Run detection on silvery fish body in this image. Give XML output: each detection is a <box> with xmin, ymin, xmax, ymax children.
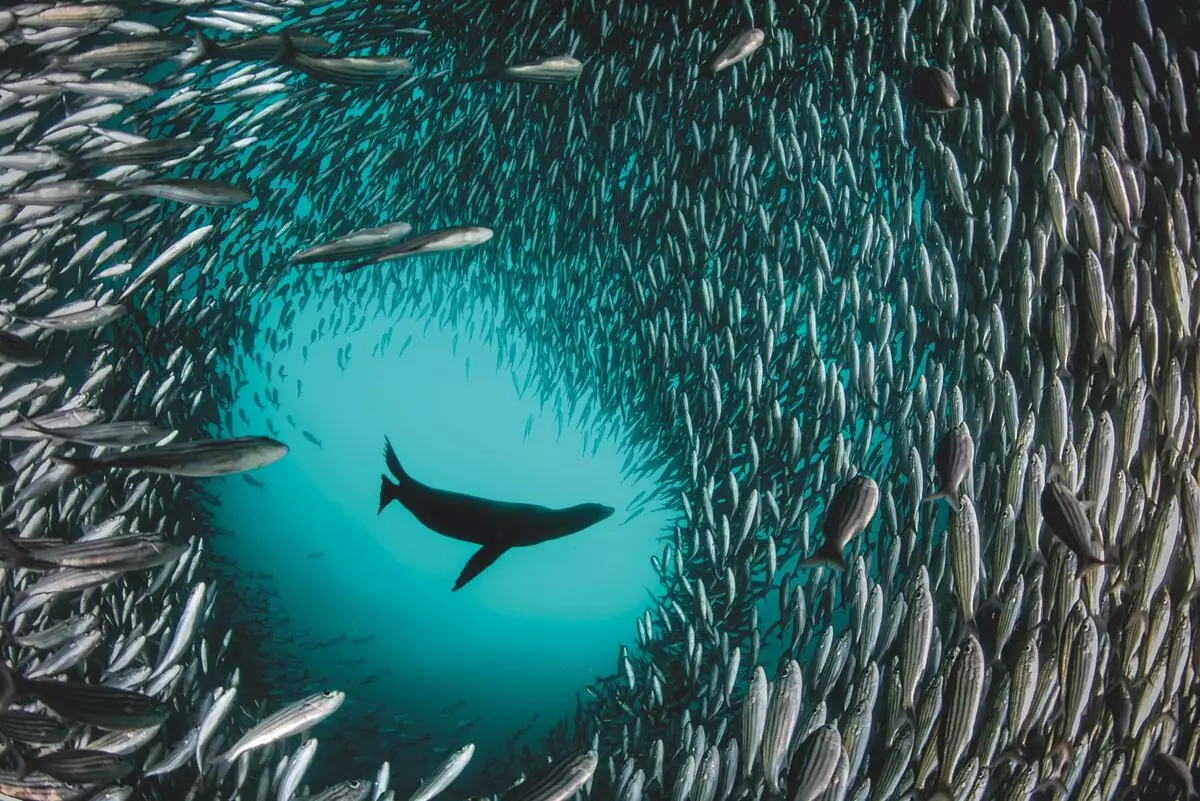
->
<box><xmin>408</xmin><ymin>744</ymin><xmax>474</xmax><ymax>801</ymax></box>
<box><xmin>290</xmin><ymin>222</ymin><xmax>414</xmax><ymax>265</ymax></box>
<box><xmin>217</xmin><ymin>691</ymin><xmax>345</xmax><ymax>764</ymax></box>
<box><xmin>348</xmin><ymin>226</ymin><xmax>494</xmax><ymax>272</ymax></box>
<box><xmin>461</xmin><ymin>55</ymin><xmax>583</xmax><ymax>84</ymax></box>
<box><xmin>57</xmin><ymin>436</ymin><xmax>287</xmax><ymax>477</ymax></box>
<box><xmin>500</xmin><ymin>750</ymin><xmax>597</xmax><ymax>801</ymax></box>
<box><xmin>703</xmin><ymin>29</ymin><xmax>765</xmax><ymax>76</ymax></box>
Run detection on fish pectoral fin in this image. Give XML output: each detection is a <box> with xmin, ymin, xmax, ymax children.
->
<box><xmin>453</xmin><ymin>544</ymin><xmax>508</xmax><ymax>592</ymax></box>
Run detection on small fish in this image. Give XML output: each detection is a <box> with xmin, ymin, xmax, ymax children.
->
<box><xmin>343</xmin><ymin>226</ymin><xmax>494</xmax><ymax>273</ymax></box>
<box><xmin>458</xmin><ymin>55</ymin><xmax>582</xmax><ymax>84</ymax></box>
<box><xmin>925</xmin><ymin>422</ymin><xmax>974</xmax><ymax>510</ymax></box>
<box><xmin>909</xmin><ymin>66</ymin><xmax>961</xmax><ymax>111</ymax></box>
<box><xmin>27</xmin><ymin>749</ymin><xmax>137</xmax><ymax>784</ymax></box>
<box><xmin>1039</xmin><ymin>481</ymin><xmax>1109</xmax><ymax>575</ymax></box>
<box><xmin>703</xmin><ymin>28</ymin><xmax>765</xmax><ymax>76</ymax></box>
<box><xmin>500</xmin><ymin>750</ymin><xmax>597</xmax><ymax>801</ymax></box>
<box><xmin>408</xmin><ymin>744</ymin><xmax>474</xmax><ymax>801</ymax></box>
<box><xmin>277</xmin><ymin>35</ymin><xmax>411</xmax><ymax>86</ymax></box>
<box><xmin>121</xmin><ymin>179</ymin><xmax>251</xmax><ymax>207</ymax></box>
<box><xmin>289</xmin><ymin>222</ymin><xmax>413</xmax><ymax>265</ymax></box>
<box><xmin>800</xmin><ymin>475</ymin><xmax>879</xmax><ymax>571</ymax></box>
<box><xmin>215</xmin><ymin>691</ymin><xmax>344</xmax><ymax>764</ymax></box>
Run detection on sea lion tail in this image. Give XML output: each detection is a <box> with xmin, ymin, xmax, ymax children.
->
<box><xmin>379</xmin><ymin>474</ymin><xmax>400</xmax><ymax>514</ymax></box>
<box><xmin>379</xmin><ymin>436</ymin><xmax>408</xmax><ymax>514</ymax></box>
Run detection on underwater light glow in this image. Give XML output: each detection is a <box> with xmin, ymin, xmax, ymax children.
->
<box><xmin>211</xmin><ymin>290</ymin><xmax>667</xmax><ymax>779</ymax></box>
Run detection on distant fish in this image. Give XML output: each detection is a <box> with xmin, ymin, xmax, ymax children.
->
<box><xmin>307</xmin><ymin>551</ymin><xmax>324</xmax><ymax>559</ymax></box>
<box><xmin>457</xmin><ymin>55</ymin><xmax>583</xmax><ymax>84</ymax></box>
<box><xmin>378</xmin><ymin>437</ymin><xmax>613</xmax><ymax>590</ymax></box>
<box><xmin>243</xmin><ymin>474</ymin><xmax>265</xmax><ymax>487</ymax></box>
<box><xmin>702</xmin><ymin>28</ymin><xmax>765</xmax><ymax>76</ymax></box>
<box><xmin>302</xmin><ymin>431</ymin><xmax>323</xmax><ymax>448</ymax></box>
<box><xmin>342</xmin><ymin>226</ymin><xmax>494</xmax><ymax>273</ymax></box>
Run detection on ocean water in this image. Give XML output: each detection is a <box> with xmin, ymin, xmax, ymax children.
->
<box><xmin>209</xmin><ymin>288</ymin><xmax>668</xmax><ymax>787</ymax></box>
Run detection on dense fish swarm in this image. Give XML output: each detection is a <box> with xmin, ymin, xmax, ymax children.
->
<box><xmin>0</xmin><ymin>0</ymin><xmax>1198</xmax><ymax>799</ymax></box>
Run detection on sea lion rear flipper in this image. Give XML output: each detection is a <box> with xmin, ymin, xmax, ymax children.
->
<box><xmin>453</xmin><ymin>544</ymin><xmax>507</xmax><ymax>592</ymax></box>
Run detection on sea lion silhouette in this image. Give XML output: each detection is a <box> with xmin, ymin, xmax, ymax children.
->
<box><xmin>378</xmin><ymin>437</ymin><xmax>615</xmax><ymax>591</ymax></box>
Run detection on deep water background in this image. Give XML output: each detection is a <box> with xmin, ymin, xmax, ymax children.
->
<box><xmin>207</xmin><ymin>277</ymin><xmax>669</xmax><ymax>790</ymax></box>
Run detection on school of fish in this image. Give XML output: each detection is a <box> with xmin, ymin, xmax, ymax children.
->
<box><xmin>0</xmin><ymin>0</ymin><xmax>1198</xmax><ymax>799</ymax></box>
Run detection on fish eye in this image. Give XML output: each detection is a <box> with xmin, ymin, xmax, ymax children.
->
<box><xmin>322</xmin><ymin>691</ymin><xmax>335</xmax><ymax>698</ymax></box>
<box><xmin>349</xmin><ymin>781</ymin><xmax>362</xmax><ymax>788</ymax></box>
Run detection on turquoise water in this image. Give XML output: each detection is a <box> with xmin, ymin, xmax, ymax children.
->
<box><xmin>210</xmin><ymin>285</ymin><xmax>667</xmax><ymax>785</ymax></box>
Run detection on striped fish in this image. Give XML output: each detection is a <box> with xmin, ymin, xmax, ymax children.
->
<box><xmin>289</xmin><ymin>222</ymin><xmax>414</xmax><ymax>265</ymax></box>
<box><xmin>759</xmin><ymin>660</ymin><xmax>803</xmax><ymax>794</ymax></box>
<box><xmin>784</xmin><ymin>725</ymin><xmax>842</xmax><ymax>801</ymax></box>
<box><xmin>739</xmin><ymin>666</ymin><xmax>768</xmax><ymax>781</ymax></box>
<box><xmin>14</xmin><ymin>671</ymin><xmax>171</xmax><ymax>730</ymax></box>
<box><xmin>925</xmin><ymin>422</ymin><xmax>975</xmax><ymax>510</ymax></box>
<box><xmin>938</xmin><ymin>637</ymin><xmax>984</xmax><ymax>785</ymax></box>
<box><xmin>1040</xmin><ymin>481</ymin><xmax>1109</xmax><ymax>576</ymax></box>
<box><xmin>800</xmin><ymin>475</ymin><xmax>879</xmax><ymax>571</ymax></box>
<box><xmin>299</xmin><ymin>779</ymin><xmax>371</xmax><ymax>801</ymax></box>
<box><xmin>0</xmin><ymin>769</ymin><xmax>92</xmax><ymax>801</ymax></box>
<box><xmin>28</xmin><ymin>749</ymin><xmax>136</xmax><ymax>784</ymax></box>
<box><xmin>499</xmin><ymin>750</ymin><xmax>597</xmax><ymax>801</ymax></box>
<box><xmin>216</xmin><ymin>691</ymin><xmax>344</xmax><ymax>764</ymax></box>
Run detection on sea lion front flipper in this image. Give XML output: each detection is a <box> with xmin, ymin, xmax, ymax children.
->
<box><xmin>453</xmin><ymin>544</ymin><xmax>508</xmax><ymax>591</ymax></box>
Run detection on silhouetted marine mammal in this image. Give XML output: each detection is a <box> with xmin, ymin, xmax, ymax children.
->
<box><xmin>378</xmin><ymin>437</ymin><xmax>615</xmax><ymax>591</ymax></box>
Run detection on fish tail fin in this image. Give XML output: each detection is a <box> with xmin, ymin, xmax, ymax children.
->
<box><xmin>922</xmin><ymin>490</ymin><xmax>960</xmax><ymax>511</ymax></box>
<box><xmin>181</xmin><ymin>29</ymin><xmax>219</xmax><ymax>69</ymax></box>
<box><xmin>0</xmin><ymin>530</ymin><xmax>31</xmax><ymax>568</ymax></box>
<box><xmin>798</xmin><ymin>544</ymin><xmax>847</xmax><ymax>572</ymax></box>
<box><xmin>50</xmin><ymin>454</ymin><xmax>102</xmax><ymax>477</ymax></box>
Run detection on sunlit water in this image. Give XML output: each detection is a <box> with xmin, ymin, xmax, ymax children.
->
<box><xmin>210</xmin><ymin>286</ymin><xmax>667</xmax><ymax>783</ymax></box>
